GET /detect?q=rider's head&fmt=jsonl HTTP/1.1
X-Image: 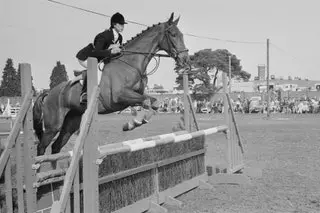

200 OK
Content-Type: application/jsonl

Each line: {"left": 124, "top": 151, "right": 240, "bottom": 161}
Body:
{"left": 110, "top": 12, "right": 127, "bottom": 33}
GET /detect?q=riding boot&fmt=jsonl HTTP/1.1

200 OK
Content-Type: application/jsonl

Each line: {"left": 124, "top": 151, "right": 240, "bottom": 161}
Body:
{"left": 80, "top": 72, "right": 87, "bottom": 104}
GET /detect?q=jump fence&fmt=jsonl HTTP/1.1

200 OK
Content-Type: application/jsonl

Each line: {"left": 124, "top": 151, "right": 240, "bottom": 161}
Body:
{"left": 0, "top": 58, "right": 246, "bottom": 213}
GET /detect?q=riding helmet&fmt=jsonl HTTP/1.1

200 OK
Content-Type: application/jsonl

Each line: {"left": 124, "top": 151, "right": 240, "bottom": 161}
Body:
{"left": 110, "top": 12, "right": 127, "bottom": 25}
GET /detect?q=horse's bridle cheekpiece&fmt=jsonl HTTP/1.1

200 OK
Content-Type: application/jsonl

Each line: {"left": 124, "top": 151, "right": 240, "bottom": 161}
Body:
{"left": 163, "top": 25, "right": 189, "bottom": 60}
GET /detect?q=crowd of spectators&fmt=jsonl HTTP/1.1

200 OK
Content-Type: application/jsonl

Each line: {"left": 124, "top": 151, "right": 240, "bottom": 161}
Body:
{"left": 157, "top": 96, "right": 320, "bottom": 114}
{"left": 0, "top": 101, "right": 21, "bottom": 117}
{"left": 1, "top": 95, "right": 320, "bottom": 116}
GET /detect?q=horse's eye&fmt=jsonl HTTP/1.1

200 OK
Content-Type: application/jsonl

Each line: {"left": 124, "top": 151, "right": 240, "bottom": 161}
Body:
{"left": 170, "top": 32, "right": 176, "bottom": 37}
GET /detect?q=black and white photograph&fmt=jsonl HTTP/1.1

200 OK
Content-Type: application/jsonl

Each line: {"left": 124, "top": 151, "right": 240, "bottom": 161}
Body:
{"left": 0, "top": 0, "right": 320, "bottom": 212}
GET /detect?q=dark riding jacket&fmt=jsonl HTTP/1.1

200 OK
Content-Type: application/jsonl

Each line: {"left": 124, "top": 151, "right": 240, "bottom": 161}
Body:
{"left": 76, "top": 28, "right": 123, "bottom": 63}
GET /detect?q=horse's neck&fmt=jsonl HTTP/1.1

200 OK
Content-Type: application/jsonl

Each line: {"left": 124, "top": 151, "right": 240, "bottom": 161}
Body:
{"left": 123, "top": 32, "right": 160, "bottom": 73}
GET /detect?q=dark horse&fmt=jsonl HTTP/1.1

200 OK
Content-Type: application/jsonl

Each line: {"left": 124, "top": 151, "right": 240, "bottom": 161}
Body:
{"left": 33, "top": 13, "right": 189, "bottom": 156}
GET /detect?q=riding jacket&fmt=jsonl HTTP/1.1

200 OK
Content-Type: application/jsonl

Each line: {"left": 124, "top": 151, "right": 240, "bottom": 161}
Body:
{"left": 76, "top": 28, "right": 123, "bottom": 63}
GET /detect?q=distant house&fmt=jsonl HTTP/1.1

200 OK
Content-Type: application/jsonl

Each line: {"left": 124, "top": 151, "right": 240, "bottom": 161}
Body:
{"left": 231, "top": 78, "right": 320, "bottom": 93}
{"left": 276, "top": 83, "right": 298, "bottom": 91}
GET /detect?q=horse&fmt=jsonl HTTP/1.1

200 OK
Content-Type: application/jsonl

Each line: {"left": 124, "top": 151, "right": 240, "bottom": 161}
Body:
{"left": 33, "top": 13, "right": 189, "bottom": 157}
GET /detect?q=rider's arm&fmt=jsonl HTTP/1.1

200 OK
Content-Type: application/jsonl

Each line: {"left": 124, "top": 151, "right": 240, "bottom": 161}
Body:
{"left": 90, "top": 33, "right": 113, "bottom": 58}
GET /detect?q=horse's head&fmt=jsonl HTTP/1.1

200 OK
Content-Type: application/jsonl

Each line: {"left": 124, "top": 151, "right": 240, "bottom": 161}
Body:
{"left": 159, "top": 13, "right": 189, "bottom": 68}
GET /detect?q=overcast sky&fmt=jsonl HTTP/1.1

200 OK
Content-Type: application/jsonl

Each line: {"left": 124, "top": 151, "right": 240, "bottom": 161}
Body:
{"left": 1, "top": 0, "right": 319, "bottom": 89}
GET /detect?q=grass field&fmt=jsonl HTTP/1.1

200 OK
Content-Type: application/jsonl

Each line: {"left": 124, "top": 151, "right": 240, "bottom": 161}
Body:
{"left": 2, "top": 113, "right": 320, "bottom": 213}
{"left": 62, "top": 112, "right": 320, "bottom": 213}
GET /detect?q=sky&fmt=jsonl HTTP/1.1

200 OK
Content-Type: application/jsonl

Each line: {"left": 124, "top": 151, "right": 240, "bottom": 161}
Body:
{"left": 0, "top": 0, "right": 319, "bottom": 90}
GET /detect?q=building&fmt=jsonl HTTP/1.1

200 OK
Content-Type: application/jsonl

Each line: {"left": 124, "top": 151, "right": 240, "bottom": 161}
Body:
{"left": 258, "top": 65, "right": 266, "bottom": 81}
{"left": 231, "top": 78, "right": 320, "bottom": 93}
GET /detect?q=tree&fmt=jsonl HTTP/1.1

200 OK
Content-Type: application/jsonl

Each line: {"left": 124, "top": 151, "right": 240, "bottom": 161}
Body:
{"left": 235, "top": 70, "right": 251, "bottom": 82}
{"left": 16, "top": 64, "right": 22, "bottom": 96}
{"left": 0, "top": 58, "right": 20, "bottom": 97}
{"left": 49, "top": 61, "right": 69, "bottom": 89}
{"left": 175, "top": 49, "right": 251, "bottom": 100}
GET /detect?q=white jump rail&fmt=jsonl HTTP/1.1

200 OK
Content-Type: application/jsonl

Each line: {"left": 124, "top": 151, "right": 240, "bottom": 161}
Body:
{"left": 98, "top": 125, "right": 228, "bottom": 157}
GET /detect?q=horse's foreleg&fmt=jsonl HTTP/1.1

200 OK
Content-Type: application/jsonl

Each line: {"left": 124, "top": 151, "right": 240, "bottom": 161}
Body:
{"left": 117, "top": 89, "right": 157, "bottom": 131}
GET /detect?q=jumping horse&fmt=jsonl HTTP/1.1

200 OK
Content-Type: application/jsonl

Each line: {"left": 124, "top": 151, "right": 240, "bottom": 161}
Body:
{"left": 33, "top": 13, "right": 190, "bottom": 157}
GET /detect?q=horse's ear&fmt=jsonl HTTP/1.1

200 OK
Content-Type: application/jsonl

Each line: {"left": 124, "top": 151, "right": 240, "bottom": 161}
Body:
{"left": 168, "top": 12, "right": 174, "bottom": 24}
{"left": 173, "top": 16, "right": 180, "bottom": 25}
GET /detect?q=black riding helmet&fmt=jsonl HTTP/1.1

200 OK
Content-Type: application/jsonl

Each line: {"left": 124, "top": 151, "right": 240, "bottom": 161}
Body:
{"left": 110, "top": 12, "right": 128, "bottom": 26}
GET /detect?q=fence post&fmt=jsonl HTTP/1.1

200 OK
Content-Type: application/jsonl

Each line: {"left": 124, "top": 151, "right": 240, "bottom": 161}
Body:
{"left": 83, "top": 57, "right": 99, "bottom": 213}
{"left": 20, "top": 63, "right": 37, "bottom": 213}
{"left": 222, "top": 72, "right": 233, "bottom": 172}
{"left": 183, "top": 71, "right": 191, "bottom": 132}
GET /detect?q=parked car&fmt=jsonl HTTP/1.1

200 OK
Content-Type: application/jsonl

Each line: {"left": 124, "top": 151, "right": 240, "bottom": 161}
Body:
{"left": 249, "top": 96, "right": 263, "bottom": 113}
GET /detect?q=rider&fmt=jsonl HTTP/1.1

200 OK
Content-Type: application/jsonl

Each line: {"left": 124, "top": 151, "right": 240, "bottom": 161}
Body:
{"left": 76, "top": 12, "right": 127, "bottom": 104}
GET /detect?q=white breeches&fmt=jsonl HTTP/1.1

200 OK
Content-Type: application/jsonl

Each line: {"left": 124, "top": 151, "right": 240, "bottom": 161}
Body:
{"left": 78, "top": 59, "right": 102, "bottom": 83}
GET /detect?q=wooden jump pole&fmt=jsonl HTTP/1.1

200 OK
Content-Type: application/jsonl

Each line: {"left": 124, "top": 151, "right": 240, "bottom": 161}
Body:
{"left": 183, "top": 69, "right": 199, "bottom": 132}
{"left": 0, "top": 65, "right": 35, "bottom": 213}
{"left": 222, "top": 72, "right": 246, "bottom": 174}
{"left": 183, "top": 71, "right": 191, "bottom": 132}
{"left": 222, "top": 72, "right": 233, "bottom": 172}
{"left": 83, "top": 57, "right": 99, "bottom": 213}
{"left": 20, "top": 63, "right": 37, "bottom": 213}
{"left": 51, "top": 58, "right": 100, "bottom": 213}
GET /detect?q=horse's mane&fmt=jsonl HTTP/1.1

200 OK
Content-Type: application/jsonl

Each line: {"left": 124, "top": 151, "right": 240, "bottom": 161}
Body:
{"left": 122, "top": 22, "right": 163, "bottom": 48}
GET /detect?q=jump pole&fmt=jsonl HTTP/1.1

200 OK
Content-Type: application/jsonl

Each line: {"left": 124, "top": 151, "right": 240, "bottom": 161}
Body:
{"left": 183, "top": 71, "right": 191, "bottom": 132}
{"left": 83, "top": 57, "right": 99, "bottom": 213}
{"left": 183, "top": 69, "right": 199, "bottom": 132}
{"left": 21, "top": 63, "right": 37, "bottom": 212}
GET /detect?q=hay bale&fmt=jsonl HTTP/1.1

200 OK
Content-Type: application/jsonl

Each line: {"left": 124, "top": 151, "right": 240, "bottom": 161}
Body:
{"left": 98, "top": 135, "right": 205, "bottom": 212}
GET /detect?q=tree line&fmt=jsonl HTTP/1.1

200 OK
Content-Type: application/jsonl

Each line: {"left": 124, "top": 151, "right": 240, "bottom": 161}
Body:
{"left": 0, "top": 59, "right": 69, "bottom": 97}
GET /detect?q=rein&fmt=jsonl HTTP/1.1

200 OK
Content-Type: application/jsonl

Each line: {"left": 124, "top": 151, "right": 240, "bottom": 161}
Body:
{"left": 121, "top": 50, "right": 171, "bottom": 58}
{"left": 98, "top": 50, "right": 163, "bottom": 77}
{"left": 98, "top": 24, "right": 189, "bottom": 78}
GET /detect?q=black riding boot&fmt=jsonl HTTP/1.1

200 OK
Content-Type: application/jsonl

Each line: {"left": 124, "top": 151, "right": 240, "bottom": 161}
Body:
{"left": 80, "top": 72, "right": 87, "bottom": 104}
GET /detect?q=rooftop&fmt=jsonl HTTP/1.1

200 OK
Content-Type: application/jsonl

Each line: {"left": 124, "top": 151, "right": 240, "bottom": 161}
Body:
{"left": 249, "top": 79, "right": 320, "bottom": 88}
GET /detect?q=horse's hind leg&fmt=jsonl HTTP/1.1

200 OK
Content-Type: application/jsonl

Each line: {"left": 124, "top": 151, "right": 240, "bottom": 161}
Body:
{"left": 50, "top": 111, "right": 82, "bottom": 169}
{"left": 51, "top": 111, "right": 82, "bottom": 155}
{"left": 37, "top": 129, "right": 59, "bottom": 156}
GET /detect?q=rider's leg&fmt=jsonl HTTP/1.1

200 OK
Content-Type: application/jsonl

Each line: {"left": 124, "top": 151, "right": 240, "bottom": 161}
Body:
{"left": 80, "top": 72, "right": 87, "bottom": 104}
{"left": 78, "top": 59, "right": 88, "bottom": 104}
{"left": 78, "top": 59, "right": 88, "bottom": 68}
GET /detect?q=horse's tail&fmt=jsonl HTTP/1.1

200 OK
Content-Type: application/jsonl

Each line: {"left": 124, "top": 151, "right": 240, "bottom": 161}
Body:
{"left": 33, "top": 91, "right": 49, "bottom": 141}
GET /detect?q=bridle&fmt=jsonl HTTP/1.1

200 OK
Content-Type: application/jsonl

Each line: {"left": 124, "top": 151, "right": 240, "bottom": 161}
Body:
{"left": 162, "top": 24, "right": 189, "bottom": 60}
{"left": 98, "top": 24, "right": 189, "bottom": 77}
{"left": 121, "top": 25, "right": 188, "bottom": 59}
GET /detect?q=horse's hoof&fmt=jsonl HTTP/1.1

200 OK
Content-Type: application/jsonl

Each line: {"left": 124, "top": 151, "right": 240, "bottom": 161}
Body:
{"left": 123, "top": 122, "right": 135, "bottom": 131}
{"left": 133, "top": 119, "right": 142, "bottom": 127}
{"left": 32, "top": 163, "right": 41, "bottom": 170}
{"left": 123, "top": 123, "right": 130, "bottom": 131}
